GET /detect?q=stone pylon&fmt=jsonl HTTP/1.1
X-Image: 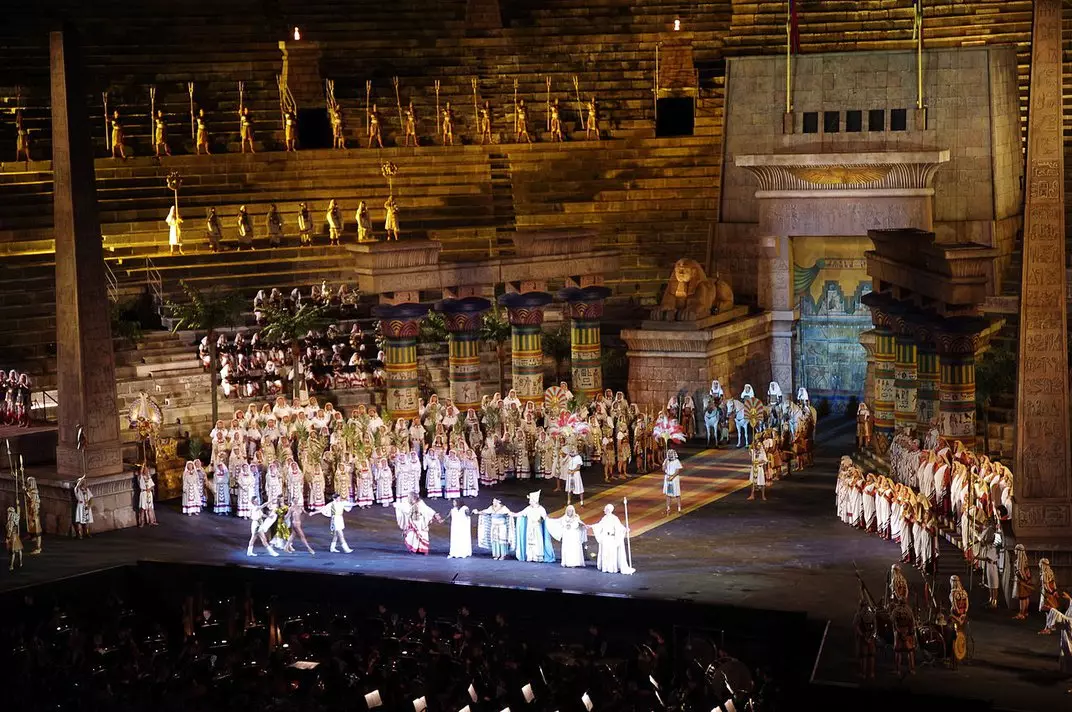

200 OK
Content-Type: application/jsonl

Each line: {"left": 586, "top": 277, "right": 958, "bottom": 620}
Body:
{"left": 50, "top": 29, "right": 129, "bottom": 530}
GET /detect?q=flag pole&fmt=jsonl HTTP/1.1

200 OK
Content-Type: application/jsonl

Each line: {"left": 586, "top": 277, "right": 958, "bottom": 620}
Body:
{"left": 785, "top": 2, "right": 792, "bottom": 115}
{"left": 916, "top": 1, "right": 924, "bottom": 110}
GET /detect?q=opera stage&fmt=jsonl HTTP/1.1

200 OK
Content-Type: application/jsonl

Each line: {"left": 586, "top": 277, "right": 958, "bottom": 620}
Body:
{"left": 1, "top": 424, "right": 1066, "bottom": 710}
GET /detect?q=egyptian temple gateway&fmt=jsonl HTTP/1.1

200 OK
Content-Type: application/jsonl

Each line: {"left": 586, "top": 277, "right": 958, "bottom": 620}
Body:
{"left": 0, "top": 0, "right": 1067, "bottom": 567}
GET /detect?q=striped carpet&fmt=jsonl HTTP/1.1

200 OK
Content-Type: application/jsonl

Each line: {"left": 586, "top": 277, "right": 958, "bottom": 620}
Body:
{"left": 549, "top": 447, "right": 752, "bottom": 537}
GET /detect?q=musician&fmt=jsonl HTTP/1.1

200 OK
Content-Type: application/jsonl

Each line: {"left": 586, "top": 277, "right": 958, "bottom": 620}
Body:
{"left": 852, "top": 587, "right": 877, "bottom": 679}
{"left": 1012, "top": 544, "right": 1034, "bottom": 620}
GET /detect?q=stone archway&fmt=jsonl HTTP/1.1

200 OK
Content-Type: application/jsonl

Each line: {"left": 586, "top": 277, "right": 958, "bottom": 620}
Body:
{"left": 736, "top": 150, "right": 950, "bottom": 408}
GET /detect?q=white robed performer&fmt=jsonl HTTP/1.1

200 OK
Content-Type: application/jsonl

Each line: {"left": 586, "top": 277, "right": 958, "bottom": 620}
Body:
{"left": 213, "top": 464, "right": 232, "bottom": 515}
{"left": 663, "top": 449, "right": 683, "bottom": 514}
{"left": 137, "top": 466, "right": 157, "bottom": 527}
{"left": 73, "top": 477, "right": 94, "bottom": 538}
{"left": 447, "top": 499, "right": 473, "bottom": 558}
{"left": 515, "top": 491, "right": 555, "bottom": 563}
{"left": 593, "top": 503, "right": 634, "bottom": 575}
{"left": 235, "top": 464, "right": 255, "bottom": 518}
{"left": 318, "top": 493, "right": 355, "bottom": 553}
{"left": 394, "top": 492, "right": 443, "bottom": 555}
{"left": 181, "top": 461, "right": 202, "bottom": 515}
{"left": 1042, "top": 592, "right": 1072, "bottom": 682}
{"left": 709, "top": 379, "right": 724, "bottom": 399}
{"left": 564, "top": 447, "right": 584, "bottom": 506}
{"left": 247, "top": 499, "right": 279, "bottom": 557}
{"left": 547, "top": 504, "right": 588, "bottom": 568}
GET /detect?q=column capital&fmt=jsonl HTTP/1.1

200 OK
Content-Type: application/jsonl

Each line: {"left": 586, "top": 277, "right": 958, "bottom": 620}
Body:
{"left": 935, "top": 317, "right": 992, "bottom": 357}
{"left": 499, "top": 291, "right": 553, "bottom": 326}
{"left": 437, "top": 297, "right": 491, "bottom": 333}
{"left": 371, "top": 302, "right": 431, "bottom": 339}
{"left": 557, "top": 286, "right": 612, "bottom": 319}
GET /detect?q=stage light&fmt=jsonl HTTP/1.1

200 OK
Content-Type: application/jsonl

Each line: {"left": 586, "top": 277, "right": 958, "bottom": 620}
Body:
{"left": 365, "top": 690, "right": 383, "bottom": 709}
{"left": 582, "top": 692, "right": 593, "bottom": 711}
{"left": 521, "top": 684, "right": 535, "bottom": 703}
{"left": 468, "top": 683, "right": 478, "bottom": 702}
{"left": 673, "top": 17, "right": 681, "bottom": 31}
{"left": 293, "top": 26, "right": 302, "bottom": 41}
{"left": 649, "top": 675, "right": 659, "bottom": 690}
{"left": 413, "top": 696, "right": 427, "bottom": 712}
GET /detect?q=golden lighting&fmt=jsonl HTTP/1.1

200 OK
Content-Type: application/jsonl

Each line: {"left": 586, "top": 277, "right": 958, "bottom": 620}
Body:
{"left": 673, "top": 18, "right": 681, "bottom": 31}
{"left": 293, "top": 26, "right": 302, "bottom": 41}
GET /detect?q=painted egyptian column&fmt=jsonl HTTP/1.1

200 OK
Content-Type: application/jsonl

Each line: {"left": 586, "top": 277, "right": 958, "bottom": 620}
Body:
{"left": 936, "top": 324, "right": 985, "bottom": 451}
{"left": 892, "top": 316, "right": 918, "bottom": 434}
{"left": 869, "top": 319, "right": 896, "bottom": 453}
{"left": 371, "top": 303, "right": 430, "bottom": 420}
{"left": 915, "top": 336, "right": 940, "bottom": 432}
{"left": 558, "top": 286, "right": 612, "bottom": 403}
{"left": 438, "top": 297, "right": 491, "bottom": 411}
{"left": 499, "top": 292, "right": 553, "bottom": 405}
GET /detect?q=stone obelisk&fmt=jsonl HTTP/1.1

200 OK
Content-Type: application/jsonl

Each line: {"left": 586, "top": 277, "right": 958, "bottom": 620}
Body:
{"left": 50, "top": 28, "right": 130, "bottom": 531}
{"left": 1014, "top": 0, "right": 1072, "bottom": 543}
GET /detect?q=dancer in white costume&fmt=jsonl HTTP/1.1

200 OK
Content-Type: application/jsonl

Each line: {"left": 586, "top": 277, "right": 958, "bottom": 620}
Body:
{"left": 447, "top": 499, "right": 473, "bottom": 559}
{"left": 317, "top": 493, "right": 355, "bottom": 553}
{"left": 247, "top": 499, "right": 279, "bottom": 557}
{"left": 663, "top": 449, "right": 682, "bottom": 515}
{"left": 593, "top": 504, "right": 634, "bottom": 575}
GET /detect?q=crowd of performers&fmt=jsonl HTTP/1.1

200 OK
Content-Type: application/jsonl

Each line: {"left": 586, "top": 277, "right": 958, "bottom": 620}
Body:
{"left": 201, "top": 288, "right": 387, "bottom": 398}
{"left": 0, "top": 369, "right": 33, "bottom": 428}
{"left": 170, "top": 388, "right": 693, "bottom": 572}
{"left": 838, "top": 422, "right": 1072, "bottom": 683}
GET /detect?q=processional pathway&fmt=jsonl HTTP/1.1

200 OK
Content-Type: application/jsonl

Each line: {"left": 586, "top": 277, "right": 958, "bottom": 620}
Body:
{"left": 549, "top": 446, "right": 752, "bottom": 537}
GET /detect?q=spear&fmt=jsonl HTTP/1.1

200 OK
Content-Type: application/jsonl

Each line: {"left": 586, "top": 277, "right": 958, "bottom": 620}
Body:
{"left": 513, "top": 77, "right": 518, "bottom": 134}
{"left": 149, "top": 85, "right": 156, "bottom": 144}
{"left": 545, "top": 76, "right": 551, "bottom": 131}
{"left": 19, "top": 454, "right": 26, "bottom": 536}
{"left": 471, "top": 77, "right": 479, "bottom": 136}
{"left": 434, "top": 80, "right": 441, "bottom": 139}
{"left": 188, "top": 82, "right": 195, "bottom": 141}
{"left": 392, "top": 76, "right": 404, "bottom": 138}
{"left": 365, "top": 80, "right": 371, "bottom": 133}
{"left": 275, "top": 74, "right": 286, "bottom": 131}
{"left": 238, "top": 80, "right": 245, "bottom": 137}
{"left": 624, "top": 496, "right": 633, "bottom": 570}
{"left": 572, "top": 75, "right": 582, "bottom": 129}
{"left": 103, "top": 92, "right": 110, "bottom": 150}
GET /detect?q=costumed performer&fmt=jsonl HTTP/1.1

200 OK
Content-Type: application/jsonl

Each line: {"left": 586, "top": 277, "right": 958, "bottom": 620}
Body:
{"left": 246, "top": 498, "right": 279, "bottom": 557}
{"left": 137, "top": 464, "right": 157, "bottom": 527}
{"left": 547, "top": 504, "right": 587, "bottom": 568}
{"left": 448, "top": 499, "right": 473, "bottom": 559}
{"left": 318, "top": 493, "right": 354, "bottom": 553}
{"left": 394, "top": 492, "right": 443, "bottom": 555}
{"left": 477, "top": 498, "right": 516, "bottom": 560}
{"left": 748, "top": 440, "right": 767, "bottom": 501}
{"left": 663, "top": 448, "right": 682, "bottom": 515}
{"left": 6, "top": 506, "right": 22, "bottom": 572}
{"left": 592, "top": 503, "right": 634, "bottom": 575}
{"left": 515, "top": 490, "right": 555, "bottom": 563}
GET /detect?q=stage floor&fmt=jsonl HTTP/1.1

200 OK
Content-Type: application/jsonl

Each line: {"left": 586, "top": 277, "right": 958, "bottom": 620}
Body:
{"left": 1, "top": 422, "right": 1067, "bottom": 709}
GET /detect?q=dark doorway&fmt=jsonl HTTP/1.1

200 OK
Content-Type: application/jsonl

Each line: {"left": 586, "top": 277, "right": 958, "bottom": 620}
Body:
{"left": 655, "top": 97, "right": 694, "bottom": 137}
{"left": 297, "top": 108, "right": 331, "bottom": 149}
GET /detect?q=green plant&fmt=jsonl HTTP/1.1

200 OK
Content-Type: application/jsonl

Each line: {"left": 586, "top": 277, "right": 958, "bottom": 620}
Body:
{"left": 600, "top": 341, "right": 628, "bottom": 393}
{"left": 976, "top": 340, "right": 1016, "bottom": 456}
{"left": 188, "top": 436, "right": 204, "bottom": 464}
{"left": 542, "top": 322, "right": 572, "bottom": 381}
{"left": 419, "top": 311, "right": 449, "bottom": 345}
{"left": 481, "top": 304, "right": 512, "bottom": 392}
{"left": 167, "top": 281, "right": 245, "bottom": 427}
{"left": 110, "top": 299, "right": 145, "bottom": 348}
{"left": 259, "top": 302, "right": 330, "bottom": 399}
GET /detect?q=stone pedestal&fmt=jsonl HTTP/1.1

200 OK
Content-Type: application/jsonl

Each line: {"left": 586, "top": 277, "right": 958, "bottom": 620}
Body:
{"left": 558, "top": 286, "right": 611, "bottom": 403}
{"left": 500, "top": 292, "right": 553, "bottom": 405}
{"left": 621, "top": 306, "right": 770, "bottom": 412}
{"left": 0, "top": 471, "right": 135, "bottom": 536}
{"left": 372, "top": 303, "right": 430, "bottom": 420}
{"left": 50, "top": 29, "right": 130, "bottom": 531}
{"left": 438, "top": 297, "right": 491, "bottom": 410}
{"left": 278, "top": 40, "right": 323, "bottom": 107}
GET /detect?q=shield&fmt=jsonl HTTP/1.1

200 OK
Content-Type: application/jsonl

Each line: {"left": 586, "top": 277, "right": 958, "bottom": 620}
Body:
{"left": 952, "top": 629, "right": 967, "bottom": 661}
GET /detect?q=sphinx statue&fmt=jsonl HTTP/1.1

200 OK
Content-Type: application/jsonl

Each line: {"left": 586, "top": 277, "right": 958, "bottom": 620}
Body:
{"left": 650, "top": 258, "right": 734, "bottom": 321}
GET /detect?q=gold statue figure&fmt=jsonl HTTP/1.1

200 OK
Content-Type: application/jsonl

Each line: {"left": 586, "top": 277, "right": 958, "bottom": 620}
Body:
{"left": 154, "top": 110, "right": 171, "bottom": 157}
{"left": 15, "top": 109, "right": 30, "bottom": 163}
{"left": 284, "top": 109, "right": 298, "bottom": 152}
{"left": 585, "top": 97, "right": 599, "bottom": 140}
{"left": 549, "top": 99, "right": 563, "bottom": 142}
{"left": 404, "top": 102, "right": 419, "bottom": 147}
{"left": 384, "top": 195, "right": 399, "bottom": 240}
{"left": 478, "top": 101, "right": 492, "bottom": 145}
{"left": 240, "top": 105, "right": 255, "bottom": 154}
{"left": 110, "top": 110, "right": 127, "bottom": 159}
{"left": 330, "top": 105, "right": 346, "bottom": 149}
{"left": 650, "top": 258, "right": 734, "bottom": 321}
{"left": 441, "top": 101, "right": 455, "bottom": 146}
{"left": 196, "top": 109, "right": 211, "bottom": 155}
{"left": 368, "top": 104, "right": 383, "bottom": 148}
{"left": 515, "top": 99, "right": 531, "bottom": 143}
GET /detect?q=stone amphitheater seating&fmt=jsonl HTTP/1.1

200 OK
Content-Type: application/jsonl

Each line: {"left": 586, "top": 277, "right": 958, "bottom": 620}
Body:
{"left": 0, "top": 0, "right": 1052, "bottom": 458}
